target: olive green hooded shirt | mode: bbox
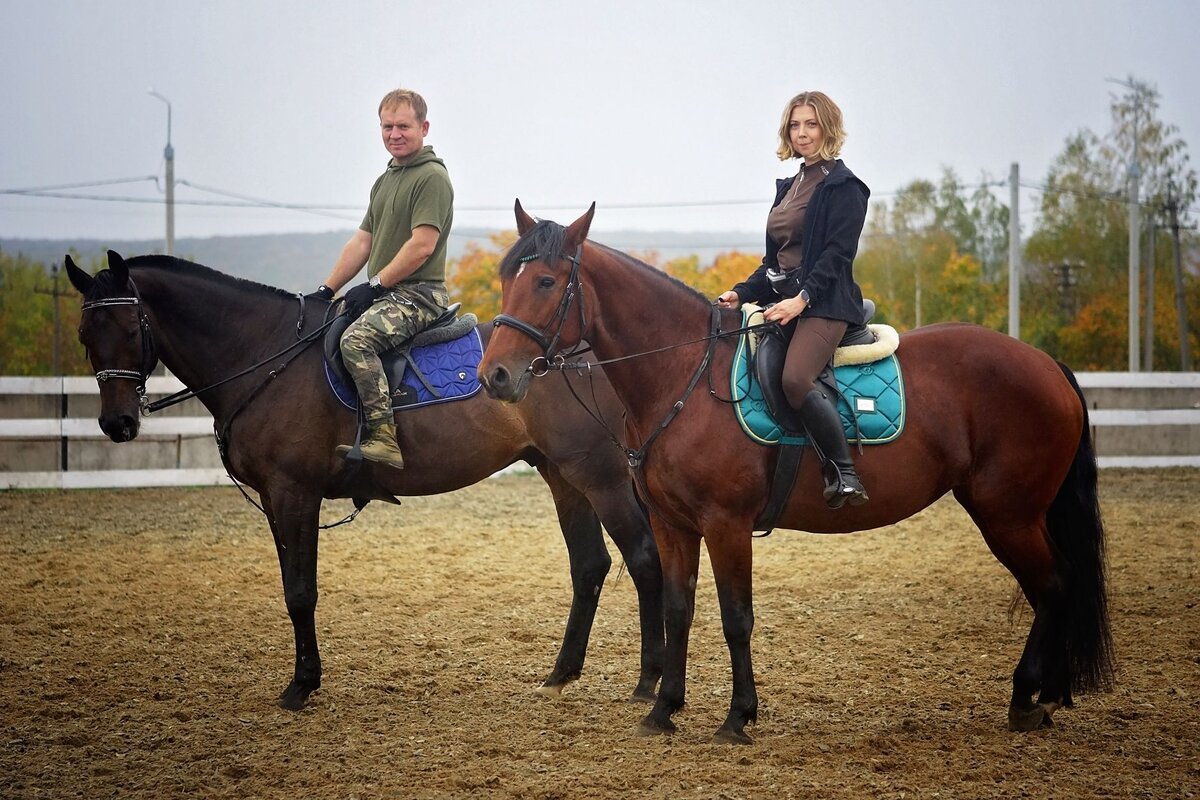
[360,145,454,284]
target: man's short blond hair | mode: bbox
[379,89,428,122]
[776,91,847,162]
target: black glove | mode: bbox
[342,281,386,317]
[305,284,334,303]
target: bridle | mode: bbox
[486,244,750,470]
[490,245,586,376]
[79,292,159,411]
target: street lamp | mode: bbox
[148,89,175,255]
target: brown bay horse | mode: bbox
[66,251,663,710]
[478,202,1114,743]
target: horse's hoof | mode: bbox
[712,726,753,745]
[628,683,658,704]
[1007,702,1055,732]
[534,683,564,699]
[636,715,676,737]
[277,681,314,711]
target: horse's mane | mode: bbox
[120,254,298,301]
[499,219,712,305]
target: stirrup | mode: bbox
[822,468,868,510]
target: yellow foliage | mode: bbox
[445,231,517,321]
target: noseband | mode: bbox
[491,245,585,376]
[80,288,158,412]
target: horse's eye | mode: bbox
[537,276,556,289]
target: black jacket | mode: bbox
[732,159,870,325]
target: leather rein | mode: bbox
[490,248,773,469]
[79,284,359,528]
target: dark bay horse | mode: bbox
[65,251,663,710]
[478,203,1114,744]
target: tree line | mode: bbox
[3,77,1195,375]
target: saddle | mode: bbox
[741,300,903,533]
[754,299,882,433]
[323,302,481,410]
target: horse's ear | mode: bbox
[514,198,536,235]
[564,202,596,249]
[64,255,94,295]
[106,250,129,286]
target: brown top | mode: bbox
[766,159,832,271]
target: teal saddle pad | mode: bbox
[731,320,906,447]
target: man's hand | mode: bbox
[342,282,385,317]
[305,285,335,303]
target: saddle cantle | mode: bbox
[323,302,483,411]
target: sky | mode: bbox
[2,0,1198,249]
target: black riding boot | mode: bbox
[798,388,868,509]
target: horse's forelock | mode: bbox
[499,220,569,278]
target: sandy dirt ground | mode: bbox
[1,469,1197,799]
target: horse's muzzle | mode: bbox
[479,363,529,403]
[99,413,140,443]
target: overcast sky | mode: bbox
[2,0,1198,247]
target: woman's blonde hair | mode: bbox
[776,91,846,162]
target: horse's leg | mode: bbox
[535,464,613,697]
[957,493,1068,731]
[704,525,758,744]
[263,485,323,711]
[638,519,701,737]
[578,481,664,702]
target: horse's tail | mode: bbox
[1047,362,1115,694]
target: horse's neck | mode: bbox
[135,269,296,399]
[585,256,715,427]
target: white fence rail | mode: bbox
[2,373,1199,490]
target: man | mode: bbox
[313,89,454,469]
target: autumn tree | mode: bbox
[445,231,517,321]
[855,168,1009,330]
[0,249,93,375]
[1024,75,1198,369]
[663,251,762,300]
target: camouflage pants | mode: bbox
[340,282,449,425]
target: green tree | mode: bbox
[856,168,1008,330]
[0,249,93,375]
[1024,76,1198,369]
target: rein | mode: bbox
[82,283,356,529]
[491,249,775,467]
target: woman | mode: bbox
[717,90,870,509]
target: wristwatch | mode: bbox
[369,275,384,291]
[799,288,811,304]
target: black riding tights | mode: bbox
[781,316,847,410]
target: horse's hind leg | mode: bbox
[959,498,1070,731]
[263,487,323,711]
[536,465,614,697]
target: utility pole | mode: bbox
[149,89,174,255]
[1108,78,1142,371]
[1008,162,1021,339]
[1166,183,1194,371]
[32,264,64,374]
[1143,210,1156,371]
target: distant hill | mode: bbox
[2,227,763,292]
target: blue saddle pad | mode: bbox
[326,327,484,412]
[731,322,906,447]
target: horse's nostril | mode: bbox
[492,367,510,387]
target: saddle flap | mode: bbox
[752,327,805,433]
